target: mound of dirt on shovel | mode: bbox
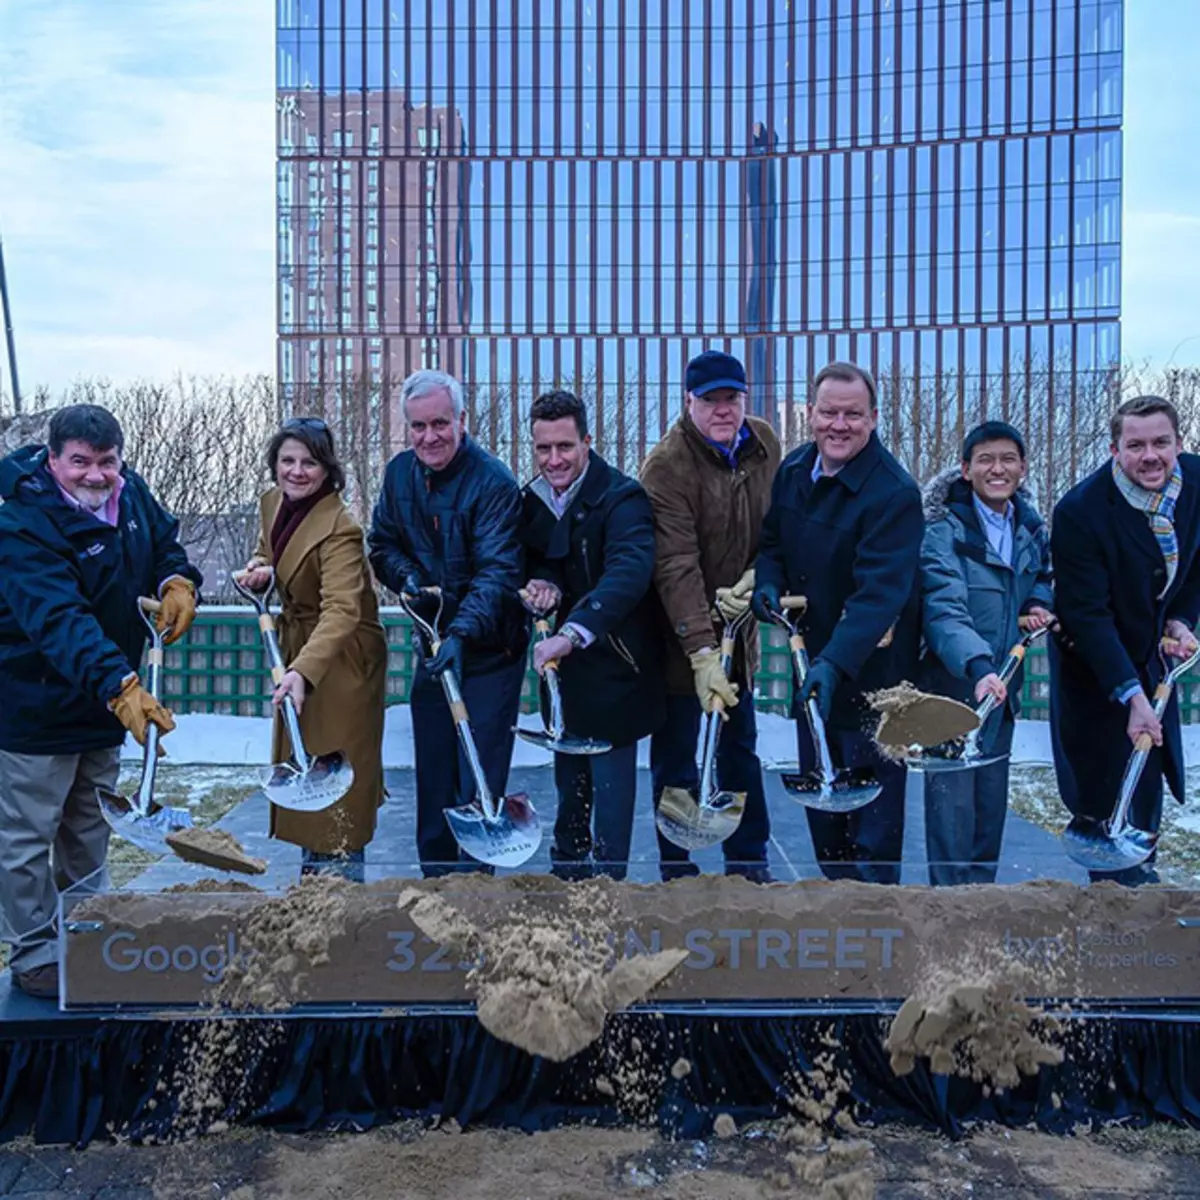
[165,827,267,876]
[398,879,687,1061]
[867,682,979,759]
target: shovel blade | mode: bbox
[1060,816,1156,872]
[907,751,1007,774]
[97,788,194,855]
[781,767,881,813]
[656,785,746,851]
[262,752,354,813]
[515,727,613,756]
[445,791,542,868]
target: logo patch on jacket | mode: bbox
[82,542,105,558]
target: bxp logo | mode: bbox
[1002,929,1068,965]
[101,930,249,983]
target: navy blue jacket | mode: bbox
[756,433,924,730]
[0,446,201,754]
[520,451,666,748]
[368,434,528,674]
[1050,454,1200,818]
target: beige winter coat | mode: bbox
[256,488,388,853]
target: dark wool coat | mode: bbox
[520,451,666,748]
[756,433,924,732]
[1050,454,1200,819]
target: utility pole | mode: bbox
[0,234,21,414]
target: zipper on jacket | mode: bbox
[608,633,640,674]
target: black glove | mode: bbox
[425,634,464,680]
[799,658,842,723]
[750,582,781,624]
[401,572,425,599]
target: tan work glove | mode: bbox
[689,649,739,717]
[715,568,756,623]
[108,673,176,746]
[157,577,196,646]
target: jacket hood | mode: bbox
[0,444,49,503]
[922,466,1039,525]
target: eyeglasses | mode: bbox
[283,416,330,432]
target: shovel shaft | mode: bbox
[135,634,164,817]
[789,634,838,782]
[1110,680,1175,833]
[438,662,498,821]
[240,573,314,775]
[544,663,567,739]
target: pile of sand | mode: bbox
[867,682,979,756]
[885,971,1064,1091]
[399,880,686,1062]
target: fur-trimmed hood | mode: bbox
[921,466,1039,526]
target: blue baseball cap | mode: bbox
[685,350,747,398]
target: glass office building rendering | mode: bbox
[276,1,1123,486]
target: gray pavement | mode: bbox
[126,763,1089,890]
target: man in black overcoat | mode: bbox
[1050,394,1200,884]
[519,391,666,880]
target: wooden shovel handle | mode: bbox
[139,597,163,614]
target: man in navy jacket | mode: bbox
[0,404,200,997]
[519,391,665,881]
[369,369,528,876]
[753,362,923,884]
[1050,394,1200,884]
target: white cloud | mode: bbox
[0,0,276,394]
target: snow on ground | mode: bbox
[123,710,1200,771]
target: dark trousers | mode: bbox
[924,710,1014,886]
[797,720,907,885]
[549,742,639,882]
[410,657,525,878]
[650,688,771,881]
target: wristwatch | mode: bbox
[561,625,587,650]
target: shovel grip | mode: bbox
[780,595,807,611]
[139,597,163,614]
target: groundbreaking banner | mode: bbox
[60,876,1200,1009]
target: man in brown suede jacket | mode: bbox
[640,350,781,881]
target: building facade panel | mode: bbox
[277,0,1122,496]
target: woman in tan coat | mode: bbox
[241,418,387,881]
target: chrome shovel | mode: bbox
[232,569,354,813]
[97,597,195,853]
[1061,641,1200,872]
[772,596,883,812]
[907,623,1050,774]
[515,594,611,755]
[401,586,541,868]
[656,606,751,851]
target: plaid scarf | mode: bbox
[1112,459,1183,597]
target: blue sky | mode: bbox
[0,1,1196,394]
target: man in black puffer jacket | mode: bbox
[0,404,201,998]
[519,391,665,882]
[369,369,528,876]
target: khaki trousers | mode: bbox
[0,746,118,973]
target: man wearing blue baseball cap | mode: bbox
[640,349,781,882]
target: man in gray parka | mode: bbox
[918,421,1055,885]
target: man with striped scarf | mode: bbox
[1050,395,1200,884]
